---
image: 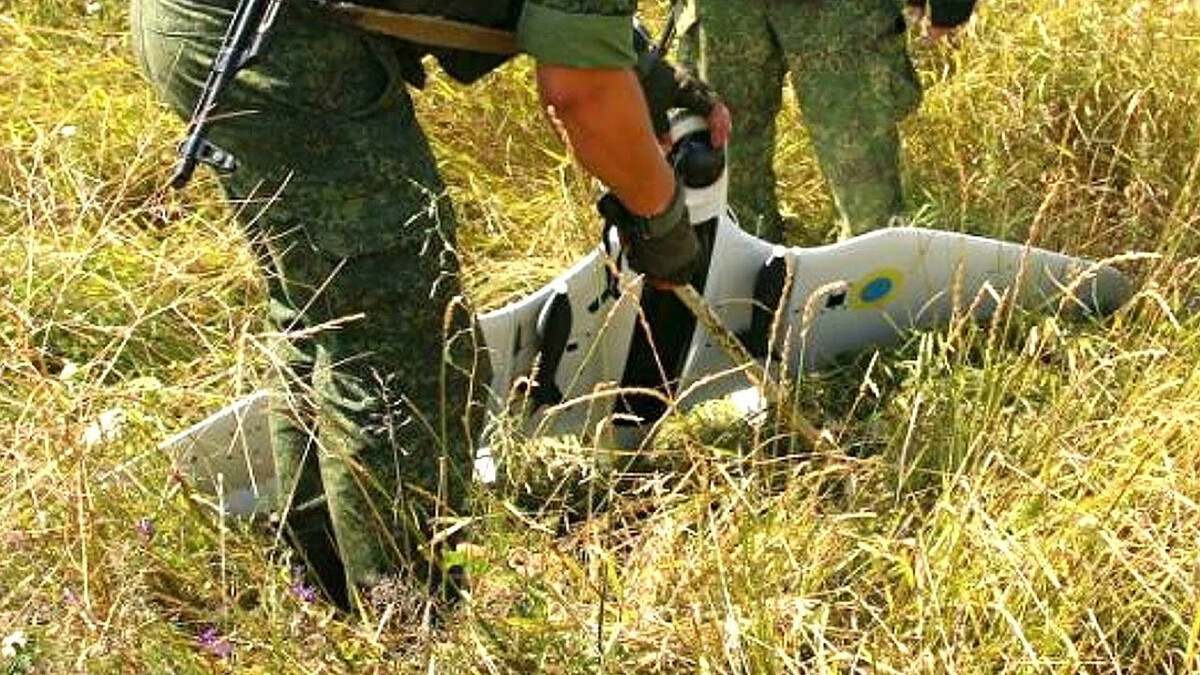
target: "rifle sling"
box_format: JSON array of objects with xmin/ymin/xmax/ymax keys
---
[{"xmin": 325, "ymin": 2, "xmax": 520, "ymax": 55}]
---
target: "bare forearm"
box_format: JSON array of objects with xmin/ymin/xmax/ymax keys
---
[{"xmin": 535, "ymin": 64, "xmax": 675, "ymax": 217}]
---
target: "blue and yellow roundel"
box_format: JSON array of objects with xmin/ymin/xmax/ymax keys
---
[{"xmin": 851, "ymin": 268, "xmax": 904, "ymax": 309}]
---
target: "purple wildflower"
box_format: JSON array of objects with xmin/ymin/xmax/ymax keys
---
[
  {"xmin": 197, "ymin": 627, "xmax": 233, "ymax": 659},
  {"xmin": 135, "ymin": 518, "xmax": 154, "ymax": 541},
  {"xmin": 289, "ymin": 566, "xmax": 318, "ymax": 604},
  {"xmin": 291, "ymin": 581, "xmax": 318, "ymax": 604}
]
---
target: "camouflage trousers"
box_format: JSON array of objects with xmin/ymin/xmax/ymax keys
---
[
  {"xmin": 131, "ymin": 0, "xmax": 483, "ymax": 610},
  {"xmin": 682, "ymin": 0, "xmax": 922, "ymax": 242}
]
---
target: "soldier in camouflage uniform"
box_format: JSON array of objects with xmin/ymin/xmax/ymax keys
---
[
  {"xmin": 131, "ymin": 0, "xmax": 725, "ymax": 612},
  {"xmin": 683, "ymin": 0, "xmax": 976, "ymax": 242}
]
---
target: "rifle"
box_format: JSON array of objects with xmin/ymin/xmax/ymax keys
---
[
  {"xmin": 632, "ymin": 1, "xmax": 683, "ymax": 62},
  {"xmin": 170, "ymin": 0, "xmax": 283, "ymax": 189},
  {"xmin": 655, "ymin": 0, "xmax": 684, "ymax": 56}
]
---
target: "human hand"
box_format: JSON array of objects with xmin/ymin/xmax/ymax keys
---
[
  {"xmin": 656, "ymin": 97, "xmax": 730, "ymax": 153},
  {"xmin": 634, "ymin": 27, "xmax": 726, "ymax": 142},
  {"xmin": 706, "ymin": 101, "xmax": 731, "ymax": 149}
]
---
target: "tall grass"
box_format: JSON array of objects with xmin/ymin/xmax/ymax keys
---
[{"xmin": 3, "ymin": 0, "xmax": 1200, "ymax": 672}]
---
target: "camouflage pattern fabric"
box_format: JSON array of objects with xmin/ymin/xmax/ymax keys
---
[
  {"xmin": 131, "ymin": 0, "xmax": 635, "ymax": 611},
  {"xmin": 682, "ymin": 0, "xmax": 921, "ymax": 242},
  {"xmin": 527, "ymin": 0, "xmax": 633, "ymax": 16},
  {"xmin": 519, "ymin": 0, "xmax": 638, "ymax": 67},
  {"xmin": 131, "ymin": 0, "xmax": 479, "ymax": 609}
]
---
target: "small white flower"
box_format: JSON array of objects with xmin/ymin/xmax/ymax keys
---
[
  {"xmin": 729, "ymin": 386, "xmax": 767, "ymax": 418},
  {"xmin": 473, "ymin": 446, "xmax": 496, "ymax": 485},
  {"xmin": 85, "ymin": 1, "xmax": 102, "ymax": 15},
  {"xmin": 722, "ymin": 611, "xmax": 742, "ymax": 654},
  {"xmin": 2, "ymin": 630, "xmax": 28, "ymax": 658},
  {"xmin": 59, "ymin": 360, "xmax": 79, "ymax": 380},
  {"xmin": 81, "ymin": 408, "xmax": 126, "ymax": 449},
  {"xmin": 60, "ymin": 125, "xmax": 77, "ymax": 138}
]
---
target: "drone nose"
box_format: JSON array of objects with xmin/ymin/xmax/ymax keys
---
[{"xmin": 672, "ymin": 134, "xmax": 726, "ymax": 189}]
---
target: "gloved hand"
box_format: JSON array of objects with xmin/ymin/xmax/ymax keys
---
[
  {"xmin": 632, "ymin": 27, "xmax": 726, "ymax": 142},
  {"xmin": 598, "ymin": 183, "xmax": 699, "ymax": 287}
]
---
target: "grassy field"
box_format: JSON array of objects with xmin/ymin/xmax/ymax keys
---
[{"xmin": 4, "ymin": 0, "xmax": 1200, "ymax": 672}]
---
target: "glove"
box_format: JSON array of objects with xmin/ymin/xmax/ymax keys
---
[
  {"xmin": 632, "ymin": 28, "xmax": 722, "ymax": 137},
  {"xmin": 598, "ymin": 183, "xmax": 699, "ymax": 286}
]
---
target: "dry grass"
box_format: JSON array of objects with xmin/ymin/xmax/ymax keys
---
[{"xmin": 4, "ymin": 0, "xmax": 1200, "ymax": 672}]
